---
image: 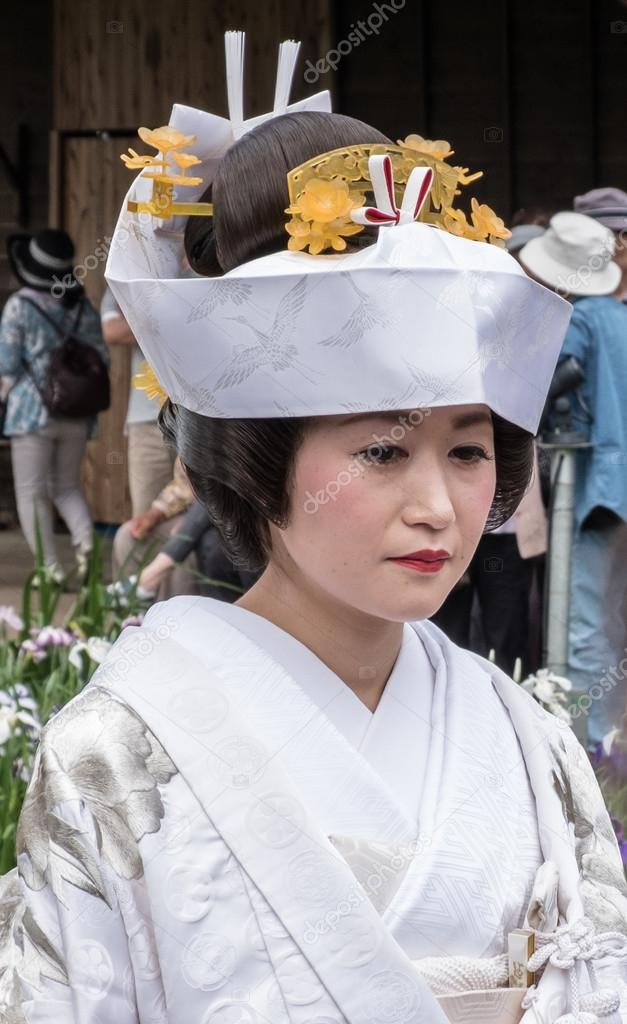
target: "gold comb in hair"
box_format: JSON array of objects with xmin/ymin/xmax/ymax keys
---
[{"xmin": 283, "ymin": 135, "xmax": 510, "ymax": 256}]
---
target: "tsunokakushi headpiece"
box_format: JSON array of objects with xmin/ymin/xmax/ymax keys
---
[{"xmin": 105, "ymin": 30, "xmax": 572, "ymax": 434}]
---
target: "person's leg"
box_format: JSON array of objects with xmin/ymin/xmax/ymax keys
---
[
  {"xmin": 193, "ymin": 526, "xmax": 251, "ymax": 601},
  {"xmin": 568, "ymin": 521, "xmax": 627, "ymax": 749},
  {"xmin": 135, "ymin": 505, "xmax": 214, "ymax": 597},
  {"xmin": 474, "ymin": 534, "xmax": 534, "ymax": 679},
  {"xmin": 150, "ymin": 513, "xmax": 199, "ymax": 599},
  {"xmin": 605, "ymin": 521, "xmax": 627, "ymax": 657},
  {"xmin": 112, "ymin": 513, "xmax": 198, "ymax": 601},
  {"xmin": 112, "ymin": 518, "xmax": 167, "ymax": 581},
  {"xmin": 160, "ymin": 507, "xmax": 261, "ymax": 601},
  {"xmin": 527, "ymin": 554, "xmax": 546, "ymax": 676},
  {"xmin": 48, "ymin": 418, "xmax": 93, "ymax": 554},
  {"xmin": 10, "ymin": 426, "xmax": 58, "ymax": 565},
  {"xmin": 127, "ymin": 421, "xmax": 175, "ymax": 517},
  {"xmin": 162, "ymin": 502, "xmax": 212, "ymax": 565}
]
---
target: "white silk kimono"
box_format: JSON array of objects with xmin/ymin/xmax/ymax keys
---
[{"xmin": 2, "ymin": 594, "xmax": 627, "ymax": 1024}]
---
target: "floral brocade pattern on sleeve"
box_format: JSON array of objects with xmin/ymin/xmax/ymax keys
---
[
  {"xmin": 18, "ymin": 685, "xmax": 178, "ymax": 898},
  {"xmin": 0, "ymin": 685, "xmax": 179, "ymax": 1017},
  {"xmin": 549, "ymin": 726, "xmax": 627, "ymax": 935}
]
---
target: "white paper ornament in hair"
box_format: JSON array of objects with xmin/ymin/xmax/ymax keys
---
[{"xmin": 350, "ymin": 155, "xmax": 434, "ymax": 227}]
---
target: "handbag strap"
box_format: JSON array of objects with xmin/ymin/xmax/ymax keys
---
[
  {"xmin": 19, "ymin": 293, "xmax": 85, "ymax": 342},
  {"xmin": 16, "ymin": 294, "xmax": 85, "ymax": 394}
]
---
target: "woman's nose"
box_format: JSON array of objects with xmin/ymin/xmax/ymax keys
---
[{"xmin": 398, "ymin": 458, "xmax": 456, "ymax": 528}]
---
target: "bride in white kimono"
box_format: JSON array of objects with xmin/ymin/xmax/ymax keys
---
[{"xmin": 2, "ymin": 31, "xmax": 627, "ymax": 1024}]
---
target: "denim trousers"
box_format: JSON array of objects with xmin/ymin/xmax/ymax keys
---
[{"xmin": 568, "ymin": 518, "xmax": 627, "ymax": 748}]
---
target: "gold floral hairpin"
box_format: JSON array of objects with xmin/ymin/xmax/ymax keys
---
[
  {"xmin": 133, "ymin": 361, "xmax": 168, "ymax": 405},
  {"xmin": 121, "ymin": 126, "xmax": 213, "ymax": 219},
  {"xmin": 283, "ymin": 134, "xmax": 511, "ymax": 255}
]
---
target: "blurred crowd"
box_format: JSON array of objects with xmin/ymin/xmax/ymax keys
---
[{"xmin": 1, "ymin": 187, "xmax": 626, "ymax": 752}]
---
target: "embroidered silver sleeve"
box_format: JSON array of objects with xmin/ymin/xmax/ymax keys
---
[
  {"xmin": 550, "ymin": 727, "xmax": 627, "ymax": 935},
  {"xmin": 0, "ymin": 684, "xmax": 178, "ymax": 1016}
]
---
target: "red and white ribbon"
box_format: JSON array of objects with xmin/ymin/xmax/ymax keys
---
[{"xmin": 350, "ymin": 154, "xmax": 434, "ymax": 228}]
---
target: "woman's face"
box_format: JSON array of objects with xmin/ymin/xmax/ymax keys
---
[{"xmin": 270, "ymin": 404, "xmax": 497, "ymax": 623}]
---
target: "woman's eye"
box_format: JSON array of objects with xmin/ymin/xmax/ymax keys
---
[
  {"xmin": 452, "ymin": 445, "xmax": 491, "ymax": 464},
  {"xmin": 356, "ymin": 444, "xmax": 406, "ymax": 465}
]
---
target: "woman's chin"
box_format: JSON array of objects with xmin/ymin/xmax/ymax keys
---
[
  {"xmin": 407, "ymin": 580, "xmax": 462, "ymax": 619},
  {"xmin": 367, "ymin": 593, "xmax": 449, "ymax": 624}
]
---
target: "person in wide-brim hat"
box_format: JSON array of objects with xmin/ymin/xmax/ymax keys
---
[
  {"xmin": 505, "ymin": 222, "xmax": 546, "ymax": 254},
  {"xmin": 573, "ymin": 188, "xmax": 627, "ymax": 302},
  {"xmin": 7, "ymin": 228, "xmax": 79, "ymax": 292},
  {"xmin": 518, "ymin": 210, "xmax": 621, "ymax": 296},
  {"xmin": 0, "ymin": 224, "xmax": 107, "ymax": 583},
  {"xmin": 574, "ymin": 186, "xmax": 627, "ymax": 232}
]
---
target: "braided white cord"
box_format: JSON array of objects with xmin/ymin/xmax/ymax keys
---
[
  {"xmin": 579, "ymin": 986, "xmax": 621, "ymax": 1015},
  {"xmin": 526, "ymin": 917, "xmax": 627, "ymax": 1023},
  {"xmin": 411, "ymin": 952, "xmax": 509, "ymax": 995},
  {"xmin": 409, "ymin": 919, "xmax": 627, "ymax": 1016},
  {"xmin": 568, "ymin": 960, "xmax": 581, "ymax": 1017}
]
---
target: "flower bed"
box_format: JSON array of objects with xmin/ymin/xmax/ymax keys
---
[{"xmin": 0, "ymin": 538, "xmax": 144, "ymax": 873}]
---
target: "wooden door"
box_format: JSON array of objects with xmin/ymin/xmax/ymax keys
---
[{"xmin": 52, "ymin": 130, "xmax": 136, "ymax": 524}]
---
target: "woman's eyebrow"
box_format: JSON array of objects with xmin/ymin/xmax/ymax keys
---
[
  {"xmin": 339, "ymin": 410, "xmax": 493, "ymax": 429},
  {"xmin": 449, "ymin": 411, "xmax": 493, "ymax": 430},
  {"xmin": 339, "ymin": 412, "xmax": 407, "ymax": 427}
]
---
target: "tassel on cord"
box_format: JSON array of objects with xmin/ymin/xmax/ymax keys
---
[
  {"xmin": 225, "ymin": 30, "xmax": 245, "ymax": 139},
  {"xmin": 273, "ymin": 39, "xmax": 301, "ymax": 116}
]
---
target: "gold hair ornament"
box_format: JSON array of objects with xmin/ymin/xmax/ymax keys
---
[
  {"xmin": 121, "ymin": 128, "xmax": 511, "ymax": 393},
  {"xmin": 121, "ymin": 125, "xmax": 214, "ymax": 401},
  {"xmin": 133, "ymin": 361, "xmax": 168, "ymax": 405},
  {"xmin": 283, "ymin": 134, "xmax": 511, "ymax": 255},
  {"xmin": 121, "ymin": 126, "xmax": 510, "ymax": 255},
  {"xmin": 121, "ymin": 127, "xmax": 213, "ymax": 219}
]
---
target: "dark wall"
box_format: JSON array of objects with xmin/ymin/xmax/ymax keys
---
[
  {"xmin": 332, "ymin": 0, "xmax": 627, "ymax": 219},
  {"xmin": 0, "ymin": 0, "xmax": 52, "ymax": 304},
  {"xmin": 1, "ymin": 0, "xmax": 624, "ymax": 251}
]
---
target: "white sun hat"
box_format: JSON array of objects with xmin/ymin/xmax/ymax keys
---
[
  {"xmin": 105, "ymin": 32, "xmax": 573, "ymax": 436},
  {"xmin": 518, "ymin": 210, "xmax": 621, "ymax": 297}
]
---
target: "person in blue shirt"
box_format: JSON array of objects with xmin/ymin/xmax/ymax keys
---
[
  {"xmin": 520, "ymin": 208, "xmax": 627, "ymax": 750},
  {"xmin": 0, "ymin": 229, "xmax": 109, "ymax": 582}
]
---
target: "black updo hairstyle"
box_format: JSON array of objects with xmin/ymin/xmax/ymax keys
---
[{"xmin": 159, "ymin": 111, "xmax": 535, "ymax": 572}]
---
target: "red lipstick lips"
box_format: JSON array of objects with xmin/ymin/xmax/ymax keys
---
[{"xmin": 388, "ymin": 549, "xmax": 450, "ymax": 574}]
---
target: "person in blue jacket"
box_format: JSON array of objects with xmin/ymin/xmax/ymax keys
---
[
  {"xmin": 0, "ymin": 229, "xmax": 109, "ymax": 582},
  {"xmin": 520, "ymin": 205, "xmax": 627, "ymax": 750}
]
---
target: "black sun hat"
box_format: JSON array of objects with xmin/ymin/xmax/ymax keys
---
[{"xmin": 7, "ymin": 228, "xmax": 79, "ymax": 291}]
